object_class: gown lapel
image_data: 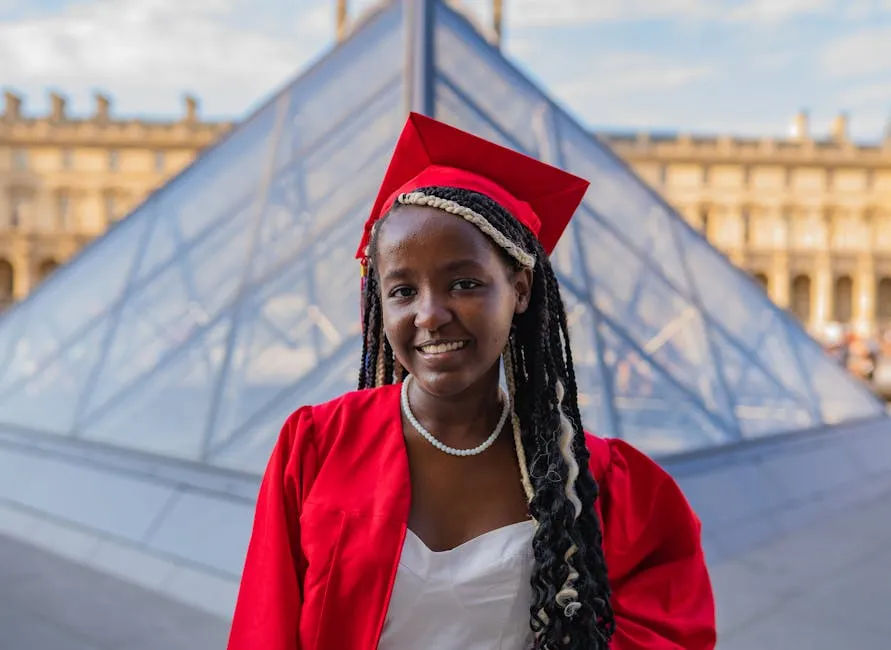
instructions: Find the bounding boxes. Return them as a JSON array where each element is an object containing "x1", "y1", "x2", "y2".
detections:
[{"x1": 312, "y1": 385, "x2": 412, "y2": 650}]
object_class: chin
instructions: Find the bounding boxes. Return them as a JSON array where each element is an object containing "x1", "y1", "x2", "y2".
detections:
[{"x1": 406, "y1": 369, "x2": 478, "y2": 399}]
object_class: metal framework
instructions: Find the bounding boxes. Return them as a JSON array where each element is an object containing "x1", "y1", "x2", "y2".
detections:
[{"x1": 0, "y1": 0, "x2": 882, "y2": 474}]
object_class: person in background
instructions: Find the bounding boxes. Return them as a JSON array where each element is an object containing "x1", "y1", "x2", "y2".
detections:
[{"x1": 228, "y1": 113, "x2": 716, "y2": 650}]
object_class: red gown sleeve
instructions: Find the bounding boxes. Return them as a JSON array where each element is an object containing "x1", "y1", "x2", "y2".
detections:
[
  {"x1": 597, "y1": 439, "x2": 716, "y2": 649},
  {"x1": 227, "y1": 406, "x2": 319, "y2": 650}
]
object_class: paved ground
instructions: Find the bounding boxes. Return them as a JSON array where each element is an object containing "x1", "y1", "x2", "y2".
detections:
[
  {"x1": 713, "y1": 488, "x2": 891, "y2": 649},
  {"x1": 2, "y1": 486, "x2": 890, "y2": 649},
  {"x1": 0, "y1": 534, "x2": 229, "y2": 650}
]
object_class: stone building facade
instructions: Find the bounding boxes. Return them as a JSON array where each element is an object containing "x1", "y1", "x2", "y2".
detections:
[
  {"x1": 3, "y1": 91, "x2": 891, "y2": 342},
  {"x1": 0, "y1": 90, "x2": 231, "y2": 309},
  {"x1": 602, "y1": 112, "x2": 891, "y2": 341}
]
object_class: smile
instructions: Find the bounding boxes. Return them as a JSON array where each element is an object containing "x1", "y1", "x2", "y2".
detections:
[{"x1": 417, "y1": 340, "x2": 469, "y2": 355}]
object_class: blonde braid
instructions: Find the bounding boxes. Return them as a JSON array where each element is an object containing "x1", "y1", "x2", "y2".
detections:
[
  {"x1": 503, "y1": 342, "x2": 536, "y2": 510},
  {"x1": 554, "y1": 379, "x2": 583, "y2": 618},
  {"x1": 397, "y1": 192, "x2": 537, "y2": 269}
]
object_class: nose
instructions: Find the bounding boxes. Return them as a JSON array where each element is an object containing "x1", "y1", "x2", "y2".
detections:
[{"x1": 414, "y1": 290, "x2": 453, "y2": 332}]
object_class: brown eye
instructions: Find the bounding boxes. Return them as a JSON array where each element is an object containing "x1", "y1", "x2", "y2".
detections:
[
  {"x1": 389, "y1": 286, "x2": 416, "y2": 299},
  {"x1": 452, "y1": 279, "x2": 482, "y2": 291}
]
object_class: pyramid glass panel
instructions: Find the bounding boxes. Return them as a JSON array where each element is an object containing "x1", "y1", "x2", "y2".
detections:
[
  {"x1": 135, "y1": 212, "x2": 182, "y2": 284},
  {"x1": 79, "y1": 318, "x2": 233, "y2": 460},
  {"x1": 550, "y1": 224, "x2": 616, "y2": 437},
  {"x1": 81, "y1": 191, "x2": 262, "y2": 420},
  {"x1": 434, "y1": 4, "x2": 550, "y2": 159},
  {"x1": 794, "y1": 336, "x2": 884, "y2": 423},
  {"x1": 554, "y1": 113, "x2": 693, "y2": 295},
  {"x1": 435, "y1": 79, "x2": 519, "y2": 150},
  {"x1": 0, "y1": 4, "x2": 404, "y2": 463},
  {"x1": 208, "y1": 346, "x2": 362, "y2": 473},
  {"x1": 709, "y1": 328, "x2": 816, "y2": 437},
  {"x1": 674, "y1": 217, "x2": 883, "y2": 419},
  {"x1": 208, "y1": 221, "x2": 365, "y2": 453},
  {"x1": 0, "y1": 211, "x2": 149, "y2": 396},
  {"x1": 569, "y1": 210, "x2": 735, "y2": 426},
  {"x1": 0, "y1": 0, "x2": 883, "y2": 472},
  {"x1": 557, "y1": 290, "x2": 614, "y2": 437},
  {"x1": 0, "y1": 320, "x2": 110, "y2": 434},
  {"x1": 596, "y1": 321, "x2": 736, "y2": 454},
  {"x1": 249, "y1": 81, "x2": 405, "y2": 282}
]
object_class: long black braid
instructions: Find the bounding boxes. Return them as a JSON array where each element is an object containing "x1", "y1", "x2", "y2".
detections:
[{"x1": 358, "y1": 186, "x2": 615, "y2": 649}]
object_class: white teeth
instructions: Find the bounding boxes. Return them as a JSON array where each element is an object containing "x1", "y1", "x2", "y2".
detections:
[{"x1": 420, "y1": 341, "x2": 467, "y2": 354}]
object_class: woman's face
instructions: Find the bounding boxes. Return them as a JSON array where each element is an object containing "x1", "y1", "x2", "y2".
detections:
[{"x1": 374, "y1": 204, "x2": 531, "y2": 399}]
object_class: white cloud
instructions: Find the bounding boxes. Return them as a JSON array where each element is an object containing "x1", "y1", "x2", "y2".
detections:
[
  {"x1": 821, "y1": 26, "x2": 891, "y2": 78},
  {"x1": 838, "y1": 80, "x2": 891, "y2": 105},
  {"x1": 0, "y1": 0, "x2": 27, "y2": 11},
  {"x1": 550, "y1": 52, "x2": 716, "y2": 132},
  {"x1": 555, "y1": 52, "x2": 714, "y2": 101},
  {"x1": 0, "y1": 0, "x2": 335, "y2": 118},
  {"x1": 504, "y1": 0, "x2": 840, "y2": 28},
  {"x1": 840, "y1": 0, "x2": 884, "y2": 20},
  {"x1": 724, "y1": 0, "x2": 833, "y2": 25},
  {"x1": 828, "y1": 82, "x2": 891, "y2": 138},
  {"x1": 506, "y1": 0, "x2": 708, "y2": 28}
]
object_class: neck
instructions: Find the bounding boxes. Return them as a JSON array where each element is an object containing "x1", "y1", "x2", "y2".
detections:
[{"x1": 405, "y1": 368, "x2": 504, "y2": 446}]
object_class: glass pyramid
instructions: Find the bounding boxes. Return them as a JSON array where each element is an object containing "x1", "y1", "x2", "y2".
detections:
[{"x1": 0, "y1": 0, "x2": 883, "y2": 474}]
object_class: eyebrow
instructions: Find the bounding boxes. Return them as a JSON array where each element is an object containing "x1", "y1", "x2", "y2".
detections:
[
  {"x1": 441, "y1": 258, "x2": 486, "y2": 272},
  {"x1": 381, "y1": 258, "x2": 486, "y2": 283}
]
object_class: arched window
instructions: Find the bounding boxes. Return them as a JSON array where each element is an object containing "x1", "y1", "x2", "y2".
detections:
[
  {"x1": 38, "y1": 259, "x2": 59, "y2": 282},
  {"x1": 8, "y1": 187, "x2": 33, "y2": 230},
  {"x1": 833, "y1": 275, "x2": 853, "y2": 323},
  {"x1": 791, "y1": 274, "x2": 811, "y2": 323},
  {"x1": 752, "y1": 272, "x2": 769, "y2": 293},
  {"x1": 877, "y1": 277, "x2": 891, "y2": 323},
  {"x1": 0, "y1": 259, "x2": 14, "y2": 308}
]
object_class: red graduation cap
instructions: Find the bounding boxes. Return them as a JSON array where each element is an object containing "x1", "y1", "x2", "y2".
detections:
[{"x1": 355, "y1": 112, "x2": 590, "y2": 261}]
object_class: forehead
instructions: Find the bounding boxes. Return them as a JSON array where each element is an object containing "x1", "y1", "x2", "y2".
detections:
[{"x1": 375, "y1": 204, "x2": 498, "y2": 260}]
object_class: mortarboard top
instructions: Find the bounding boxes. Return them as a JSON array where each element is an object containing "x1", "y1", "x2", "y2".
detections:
[{"x1": 355, "y1": 112, "x2": 590, "y2": 260}]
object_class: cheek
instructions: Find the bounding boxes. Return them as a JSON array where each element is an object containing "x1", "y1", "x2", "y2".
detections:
[
  {"x1": 380, "y1": 302, "x2": 411, "y2": 346},
  {"x1": 475, "y1": 295, "x2": 517, "y2": 347}
]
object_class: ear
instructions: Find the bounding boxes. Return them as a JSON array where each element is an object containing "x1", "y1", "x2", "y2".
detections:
[{"x1": 512, "y1": 267, "x2": 533, "y2": 315}]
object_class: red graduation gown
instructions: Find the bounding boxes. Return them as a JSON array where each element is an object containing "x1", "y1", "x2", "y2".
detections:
[{"x1": 227, "y1": 384, "x2": 716, "y2": 649}]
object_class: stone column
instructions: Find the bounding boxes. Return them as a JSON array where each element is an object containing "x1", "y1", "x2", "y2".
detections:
[
  {"x1": 684, "y1": 205, "x2": 700, "y2": 230},
  {"x1": 813, "y1": 252, "x2": 833, "y2": 332},
  {"x1": 10, "y1": 239, "x2": 31, "y2": 300},
  {"x1": 771, "y1": 252, "x2": 790, "y2": 308},
  {"x1": 724, "y1": 207, "x2": 747, "y2": 266},
  {"x1": 854, "y1": 252, "x2": 876, "y2": 337},
  {"x1": 767, "y1": 207, "x2": 790, "y2": 308}
]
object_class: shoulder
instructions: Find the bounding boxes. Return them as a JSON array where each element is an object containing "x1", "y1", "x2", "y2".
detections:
[
  {"x1": 583, "y1": 433, "x2": 677, "y2": 494},
  {"x1": 584, "y1": 433, "x2": 703, "y2": 565},
  {"x1": 278, "y1": 384, "x2": 401, "y2": 458},
  {"x1": 584, "y1": 436, "x2": 716, "y2": 646},
  {"x1": 298, "y1": 384, "x2": 399, "y2": 424}
]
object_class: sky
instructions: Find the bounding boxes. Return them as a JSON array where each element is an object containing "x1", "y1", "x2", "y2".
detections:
[{"x1": 1, "y1": 0, "x2": 890, "y2": 141}]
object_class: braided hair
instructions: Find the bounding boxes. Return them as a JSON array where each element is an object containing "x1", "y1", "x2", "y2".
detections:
[{"x1": 358, "y1": 186, "x2": 615, "y2": 649}]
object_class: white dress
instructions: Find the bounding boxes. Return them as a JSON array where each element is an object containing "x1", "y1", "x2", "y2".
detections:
[{"x1": 378, "y1": 520, "x2": 536, "y2": 650}]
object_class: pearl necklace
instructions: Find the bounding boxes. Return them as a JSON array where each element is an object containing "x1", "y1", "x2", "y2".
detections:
[{"x1": 400, "y1": 375, "x2": 510, "y2": 457}]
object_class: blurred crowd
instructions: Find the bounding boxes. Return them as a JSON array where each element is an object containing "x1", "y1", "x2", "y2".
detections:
[{"x1": 819, "y1": 323, "x2": 891, "y2": 393}]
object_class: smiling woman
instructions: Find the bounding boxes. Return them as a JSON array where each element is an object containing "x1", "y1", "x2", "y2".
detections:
[
  {"x1": 372, "y1": 201, "x2": 528, "y2": 399},
  {"x1": 228, "y1": 114, "x2": 716, "y2": 650}
]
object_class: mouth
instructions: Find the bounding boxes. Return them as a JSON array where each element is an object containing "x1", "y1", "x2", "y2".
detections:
[{"x1": 416, "y1": 340, "x2": 470, "y2": 356}]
